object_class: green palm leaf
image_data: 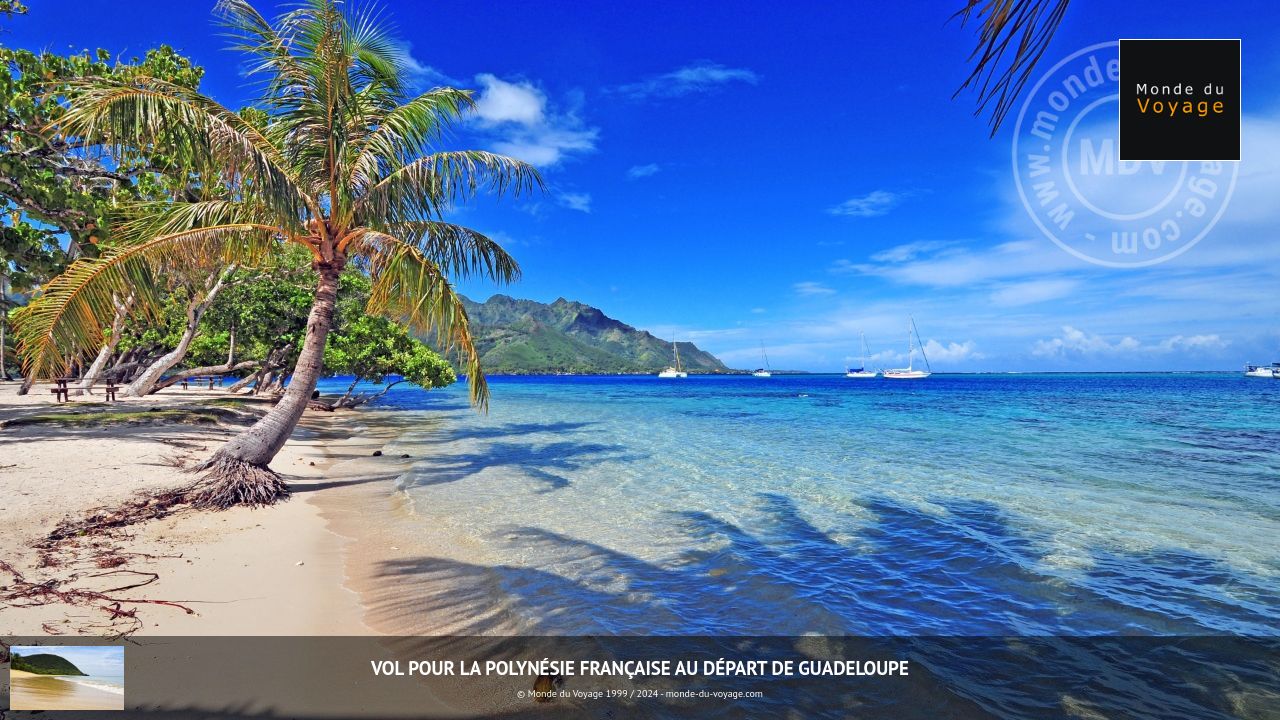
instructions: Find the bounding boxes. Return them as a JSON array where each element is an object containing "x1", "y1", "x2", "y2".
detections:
[
  {"x1": 358, "y1": 231, "x2": 489, "y2": 410},
  {"x1": 15, "y1": 225, "x2": 281, "y2": 379}
]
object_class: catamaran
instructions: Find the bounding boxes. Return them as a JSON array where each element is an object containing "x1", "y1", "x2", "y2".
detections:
[
  {"x1": 883, "y1": 318, "x2": 931, "y2": 379},
  {"x1": 1244, "y1": 363, "x2": 1279, "y2": 378},
  {"x1": 658, "y1": 339, "x2": 688, "y2": 378},
  {"x1": 846, "y1": 332, "x2": 878, "y2": 378},
  {"x1": 752, "y1": 341, "x2": 772, "y2": 377}
]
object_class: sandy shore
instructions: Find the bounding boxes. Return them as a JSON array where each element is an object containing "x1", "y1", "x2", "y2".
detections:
[
  {"x1": 0, "y1": 381, "x2": 390, "y2": 637},
  {"x1": 8, "y1": 669, "x2": 124, "y2": 711},
  {"x1": 0, "y1": 381, "x2": 562, "y2": 718}
]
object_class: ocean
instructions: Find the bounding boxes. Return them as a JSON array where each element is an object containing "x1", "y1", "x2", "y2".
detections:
[
  {"x1": 68, "y1": 674, "x2": 125, "y2": 696},
  {"x1": 335, "y1": 372, "x2": 1279, "y2": 637},
  {"x1": 318, "y1": 372, "x2": 1280, "y2": 716}
]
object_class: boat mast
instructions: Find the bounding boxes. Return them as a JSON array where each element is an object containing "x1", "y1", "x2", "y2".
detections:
[
  {"x1": 906, "y1": 323, "x2": 914, "y2": 371},
  {"x1": 911, "y1": 316, "x2": 931, "y2": 373},
  {"x1": 760, "y1": 341, "x2": 770, "y2": 370},
  {"x1": 673, "y1": 339, "x2": 682, "y2": 372},
  {"x1": 860, "y1": 331, "x2": 868, "y2": 369}
]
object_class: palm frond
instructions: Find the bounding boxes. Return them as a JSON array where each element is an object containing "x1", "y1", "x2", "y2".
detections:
[
  {"x1": 348, "y1": 87, "x2": 475, "y2": 193},
  {"x1": 359, "y1": 231, "x2": 489, "y2": 410},
  {"x1": 114, "y1": 198, "x2": 299, "y2": 246},
  {"x1": 14, "y1": 225, "x2": 282, "y2": 379},
  {"x1": 953, "y1": 0, "x2": 1071, "y2": 135},
  {"x1": 348, "y1": 221, "x2": 520, "y2": 283},
  {"x1": 214, "y1": 0, "x2": 312, "y2": 103},
  {"x1": 358, "y1": 150, "x2": 544, "y2": 224},
  {"x1": 55, "y1": 74, "x2": 320, "y2": 222}
]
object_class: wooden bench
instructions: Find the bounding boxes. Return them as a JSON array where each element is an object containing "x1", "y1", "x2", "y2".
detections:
[{"x1": 49, "y1": 377, "x2": 72, "y2": 402}]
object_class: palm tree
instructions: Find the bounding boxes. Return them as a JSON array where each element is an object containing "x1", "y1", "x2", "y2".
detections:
[
  {"x1": 953, "y1": 0, "x2": 1072, "y2": 135},
  {"x1": 15, "y1": 0, "x2": 541, "y2": 507}
]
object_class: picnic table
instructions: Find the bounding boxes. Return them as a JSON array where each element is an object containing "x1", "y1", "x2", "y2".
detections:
[
  {"x1": 180, "y1": 376, "x2": 224, "y2": 390},
  {"x1": 49, "y1": 378, "x2": 118, "y2": 402}
]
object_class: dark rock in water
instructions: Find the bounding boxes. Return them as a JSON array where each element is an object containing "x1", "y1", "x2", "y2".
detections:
[
  {"x1": 311, "y1": 390, "x2": 320, "y2": 399},
  {"x1": 400, "y1": 453, "x2": 410, "y2": 458},
  {"x1": 372, "y1": 450, "x2": 382, "y2": 457}
]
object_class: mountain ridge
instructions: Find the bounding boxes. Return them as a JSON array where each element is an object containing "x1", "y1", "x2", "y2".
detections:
[{"x1": 458, "y1": 294, "x2": 729, "y2": 375}]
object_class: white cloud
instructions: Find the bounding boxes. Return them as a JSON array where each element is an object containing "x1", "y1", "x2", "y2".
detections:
[
  {"x1": 793, "y1": 281, "x2": 836, "y2": 297},
  {"x1": 627, "y1": 163, "x2": 661, "y2": 179},
  {"x1": 1153, "y1": 334, "x2": 1227, "y2": 352},
  {"x1": 869, "y1": 240, "x2": 956, "y2": 264},
  {"x1": 471, "y1": 74, "x2": 598, "y2": 167},
  {"x1": 557, "y1": 192, "x2": 592, "y2": 213},
  {"x1": 852, "y1": 238, "x2": 1084, "y2": 288},
  {"x1": 827, "y1": 190, "x2": 912, "y2": 218},
  {"x1": 398, "y1": 44, "x2": 462, "y2": 88},
  {"x1": 1032, "y1": 326, "x2": 1225, "y2": 357},
  {"x1": 616, "y1": 61, "x2": 758, "y2": 99},
  {"x1": 750, "y1": 307, "x2": 767, "y2": 314},
  {"x1": 923, "y1": 339, "x2": 984, "y2": 363},
  {"x1": 988, "y1": 279, "x2": 1078, "y2": 307},
  {"x1": 473, "y1": 74, "x2": 545, "y2": 124}
]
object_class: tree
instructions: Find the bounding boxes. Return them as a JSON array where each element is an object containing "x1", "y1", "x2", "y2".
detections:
[
  {"x1": 0, "y1": 44, "x2": 204, "y2": 391},
  {"x1": 323, "y1": 273, "x2": 455, "y2": 407},
  {"x1": 15, "y1": 0, "x2": 540, "y2": 507}
]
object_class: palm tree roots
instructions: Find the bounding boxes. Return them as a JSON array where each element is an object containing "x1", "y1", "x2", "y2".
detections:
[{"x1": 187, "y1": 455, "x2": 291, "y2": 509}]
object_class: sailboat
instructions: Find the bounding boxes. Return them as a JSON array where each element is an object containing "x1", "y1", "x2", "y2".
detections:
[
  {"x1": 658, "y1": 338, "x2": 688, "y2": 378},
  {"x1": 846, "y1": 332, "x2": 878, "y2": 378},
  {"x1": 883, "y1": 318, "x2": 931, "y2": 379},
  {"x1": 752, "y1": 341, "x2": 772, "y2": 377}
]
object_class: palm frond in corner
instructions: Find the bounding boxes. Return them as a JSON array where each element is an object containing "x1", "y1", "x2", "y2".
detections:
[{"x1": 953, "y1": 0, "x2": 1072, "y2": 135}]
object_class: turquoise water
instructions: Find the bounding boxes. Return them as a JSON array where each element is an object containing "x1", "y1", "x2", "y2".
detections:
[{"x1": 329, "y1": 373, "x2": 1280, "y2": 637}]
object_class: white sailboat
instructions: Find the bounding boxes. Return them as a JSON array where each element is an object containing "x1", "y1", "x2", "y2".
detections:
[
  {"x1": 883, "y1": 318, "x2": 931, "y2": 380},
  {"x1": 658, "y1": 338, "x2": 688, "y2": 378},
  {"x1": 846, "y1": 332, "x2": 878, "y2": 378},
  {"x1": 1244, "y1": 363, "x2": 1279, "y2": 378},
  {"x1": 752, "y1": 341, "x2": 772, "y2": 377}
]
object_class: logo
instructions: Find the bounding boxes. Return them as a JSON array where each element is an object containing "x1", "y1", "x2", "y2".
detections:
[
  {"x1": 1119, "y1": 39, "x2": 1240, "y2": 161},
  {"x1": 1012, "y1": 42, "x2": 1238, "y2": 268}
]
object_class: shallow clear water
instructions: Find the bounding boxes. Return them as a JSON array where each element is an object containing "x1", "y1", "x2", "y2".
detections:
[
  {"x1": 324, "y1": 373, "x2": 1280, "y2": 637},
  {"x1": 70, "y1": 674, "x2": 125, "y2": 695}
]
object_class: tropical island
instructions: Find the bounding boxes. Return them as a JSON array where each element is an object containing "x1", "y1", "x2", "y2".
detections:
[{"x1": 1, "y1": 1, "x2": 1275, "y2": 718}]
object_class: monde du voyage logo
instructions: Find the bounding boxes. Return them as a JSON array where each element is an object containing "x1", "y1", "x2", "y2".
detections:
[{"x1": 1012, "y1": 40, "x2": 1241, "y2": 268}]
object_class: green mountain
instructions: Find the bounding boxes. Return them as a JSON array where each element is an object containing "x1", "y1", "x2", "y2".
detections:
[
  {"x1": 12, "y1": 653, "x2": 88, "y2": 676},
  {"x1": 459, "y1": 295, "x2": 729, "y2": 374}
]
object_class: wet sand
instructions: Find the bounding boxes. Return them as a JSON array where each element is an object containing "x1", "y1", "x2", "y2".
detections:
[{"x1": 8, "y1": 669, "x2": 124, "y2": 711}]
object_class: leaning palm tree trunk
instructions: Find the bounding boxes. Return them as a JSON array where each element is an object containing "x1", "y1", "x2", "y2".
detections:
[{"x1": 190, "y1": 264, "x2": 340, "y2": 506}]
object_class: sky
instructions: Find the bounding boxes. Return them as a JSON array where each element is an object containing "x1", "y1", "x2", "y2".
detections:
[
  {"x1": 7, "y1": 0, "x2": 1280, "y2": 371},
  {"x1": 12, "y1": 645, "x2": 124, "y2": 676}
]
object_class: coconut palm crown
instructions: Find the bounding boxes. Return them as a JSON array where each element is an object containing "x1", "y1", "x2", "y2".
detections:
[{"x1": 15, "y1": 0, "x2": 542, "y2": 506}]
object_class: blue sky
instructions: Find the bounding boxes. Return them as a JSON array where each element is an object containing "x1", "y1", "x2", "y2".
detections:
[
  {"x1": 8, "y1": 0, "x2": 1280, "y2": 370},
  {"x1": 12, "y1": 645, "x2": 124, "y2": 676}
]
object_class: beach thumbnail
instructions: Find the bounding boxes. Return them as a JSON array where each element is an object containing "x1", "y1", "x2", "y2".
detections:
[{"x1": 8, "y1": 645, "x2": 124, "y2": 711}]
